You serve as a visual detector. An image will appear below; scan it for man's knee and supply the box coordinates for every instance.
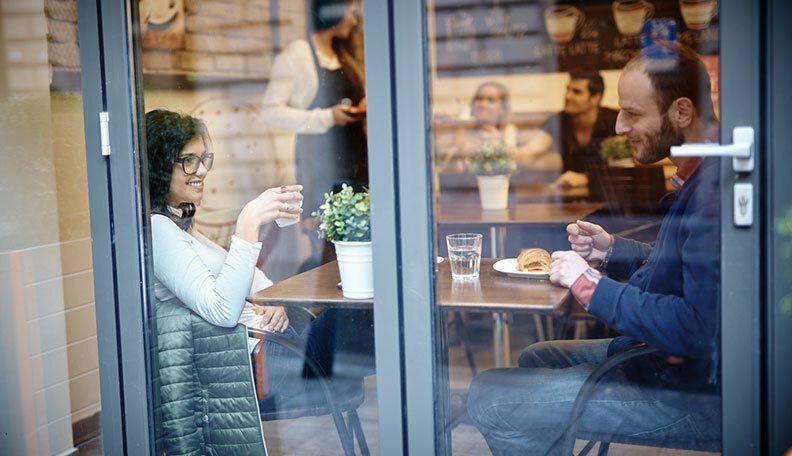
[518,340,558,367]
[467,369,509,431]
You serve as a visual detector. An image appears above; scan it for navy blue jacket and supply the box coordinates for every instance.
[588,158,720,398]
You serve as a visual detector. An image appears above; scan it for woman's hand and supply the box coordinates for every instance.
[235,185,304,243]
[254,305,289,333]
[332,104,359,126]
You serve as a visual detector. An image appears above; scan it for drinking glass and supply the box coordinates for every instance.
[446,233,483,279]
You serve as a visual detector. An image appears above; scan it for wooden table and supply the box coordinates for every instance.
[248,259,570,367]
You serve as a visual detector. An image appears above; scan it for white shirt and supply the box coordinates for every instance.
[151,214,273,351]
[260,39,339,134]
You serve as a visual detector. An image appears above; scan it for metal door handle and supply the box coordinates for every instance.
[670,126,754,172]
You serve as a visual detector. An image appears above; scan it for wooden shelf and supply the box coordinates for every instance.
[50,68,268,92]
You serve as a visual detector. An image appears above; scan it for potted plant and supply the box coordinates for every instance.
[599,135,635,167]
[468,143,517,210]
[313,184,373,299]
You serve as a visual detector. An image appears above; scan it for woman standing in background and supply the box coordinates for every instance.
[262,0,367,270]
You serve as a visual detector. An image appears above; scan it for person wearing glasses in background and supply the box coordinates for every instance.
[261,0,367,271]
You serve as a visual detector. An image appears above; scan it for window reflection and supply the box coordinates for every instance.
[429,1,721,454]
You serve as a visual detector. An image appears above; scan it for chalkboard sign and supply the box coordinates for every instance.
[434,0,719,77]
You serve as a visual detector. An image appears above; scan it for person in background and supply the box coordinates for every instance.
[542,71,619,188]
[147,109,374,418]
[438,81,556,174]
[261,0,366,270]
[467,45,721,454]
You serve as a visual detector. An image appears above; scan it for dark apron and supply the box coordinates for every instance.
[294,39,368,216]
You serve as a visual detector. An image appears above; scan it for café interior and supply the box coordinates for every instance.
[6,0,789,455]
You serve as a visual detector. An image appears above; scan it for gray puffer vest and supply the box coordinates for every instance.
[154,300,266,455]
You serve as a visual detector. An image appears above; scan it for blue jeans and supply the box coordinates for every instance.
[467,339,720,455]
[257,308,375,411]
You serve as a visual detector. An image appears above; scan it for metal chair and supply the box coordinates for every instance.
[249,314,369,456]
[559,346,721,455]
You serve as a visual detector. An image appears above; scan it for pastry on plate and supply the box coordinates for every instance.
[516,248,551,273]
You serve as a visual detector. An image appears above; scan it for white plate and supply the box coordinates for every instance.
[493,258,550,279]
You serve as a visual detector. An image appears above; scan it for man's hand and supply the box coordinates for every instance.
[566,220,613,261]
[549,251,589,289]
[554,170,589,188]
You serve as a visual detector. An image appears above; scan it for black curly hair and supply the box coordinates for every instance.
[145,109,210,214]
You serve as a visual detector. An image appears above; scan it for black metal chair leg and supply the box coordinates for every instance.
[455,314,478,375]
[331,409,357,456]
[597,441,610,456]
[348,410,370,456]
[576,439,597,456]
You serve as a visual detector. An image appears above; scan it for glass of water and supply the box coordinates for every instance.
[446,233,483,279]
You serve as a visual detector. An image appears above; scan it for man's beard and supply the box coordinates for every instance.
[635,114,685,164]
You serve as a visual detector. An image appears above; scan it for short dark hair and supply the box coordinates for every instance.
[569,71,605,98]
[624,44,716,122]
[311,0,354,31]
[144,109,209,212]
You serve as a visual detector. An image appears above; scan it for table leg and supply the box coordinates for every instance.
[493,312,512,367]
[533,314,546,342]
[493,312,504,368]
[545,315,555,340]
[489,226,499,258]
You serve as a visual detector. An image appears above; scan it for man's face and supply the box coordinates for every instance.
[563,79,599,115]
[615,68,685,164]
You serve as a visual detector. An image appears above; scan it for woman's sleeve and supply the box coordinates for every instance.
[260,47,335,134]
[152,216,262,327]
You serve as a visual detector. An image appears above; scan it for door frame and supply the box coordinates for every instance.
[78,0,154,453]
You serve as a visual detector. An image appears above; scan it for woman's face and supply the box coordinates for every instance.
[471,85,506,126]
[166,136,209,208]
[333,2,359,39]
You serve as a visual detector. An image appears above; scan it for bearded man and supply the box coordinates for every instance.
[467,45,722,455]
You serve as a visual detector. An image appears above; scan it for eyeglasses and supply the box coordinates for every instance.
[174,153,214,175]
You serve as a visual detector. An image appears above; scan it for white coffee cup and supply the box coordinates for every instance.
[679,0,717,30]
[275,198,302,228]
[544,5,584,43]
[612,0,654,36]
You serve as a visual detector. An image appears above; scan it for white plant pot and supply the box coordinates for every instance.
[333,240,374,299]
[476,175,510,210]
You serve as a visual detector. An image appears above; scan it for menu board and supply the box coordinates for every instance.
[434,0,719,76]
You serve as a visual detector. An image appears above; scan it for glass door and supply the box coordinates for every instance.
[380,0,765,454]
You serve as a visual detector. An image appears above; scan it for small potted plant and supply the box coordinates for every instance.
[313,184,373,299]
[468,143,517,210]
[599,135,635,167]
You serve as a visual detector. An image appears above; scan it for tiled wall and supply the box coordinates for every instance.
[0,239,96,455]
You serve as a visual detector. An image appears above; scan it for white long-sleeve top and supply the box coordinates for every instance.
[152,214,272,350]
[260,39,340,134]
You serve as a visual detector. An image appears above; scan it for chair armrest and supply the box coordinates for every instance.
[560,345,662,455]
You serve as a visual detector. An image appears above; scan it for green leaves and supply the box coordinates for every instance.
[599,135,635,162]
[312,184,371,242]
[467,143,517,176]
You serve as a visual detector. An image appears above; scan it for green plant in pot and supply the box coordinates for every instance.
[599,135,635,167]
[467,143,517,210]
[313,184,373,299]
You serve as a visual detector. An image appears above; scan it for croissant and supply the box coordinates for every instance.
[516,248,551,272]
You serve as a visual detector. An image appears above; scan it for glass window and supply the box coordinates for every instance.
[426,0,722,453]
[134,1,378,454]
[0,0,101,453]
